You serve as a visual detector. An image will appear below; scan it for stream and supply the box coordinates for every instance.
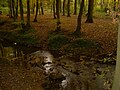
[0,40,116,90]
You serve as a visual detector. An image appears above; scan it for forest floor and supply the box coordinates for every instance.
[0,13,118,90]
[0,13,118,53]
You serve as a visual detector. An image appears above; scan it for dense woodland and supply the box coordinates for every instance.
[0,0,120,90]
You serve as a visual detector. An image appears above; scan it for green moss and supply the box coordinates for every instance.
[71,38,100,49]
[63,38,101,55]
[48,35,69,50]
[0,30,38,45]
[0,19,6,25]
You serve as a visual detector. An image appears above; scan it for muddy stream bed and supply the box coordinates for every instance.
[0,40,116,90]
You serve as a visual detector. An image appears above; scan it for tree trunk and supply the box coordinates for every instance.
[63,0,66,16]
[34,0,39,22]
[113,0,116,11]
[26,0,31,28]
[74,0,84,36]
[40,1,44,15]
[55,0,61,32]
[19,0,24,22]
[32,0,35,14]
[100,0,103,10]
[9,0,13,18]
[112,17,120,90]
[11,0,16,21]
[15,0,18,18]
[67,0,70,17]
[0,43,4,57]
[85,0,94,23]
[53,0,56,19]
[73,0,77,15]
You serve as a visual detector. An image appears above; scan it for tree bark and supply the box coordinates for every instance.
[40,1,44,15]
[112,17,120,90]
[113,0,116,11]
[26,0,31,28]
[73,0,77,15]
[74,0,84,36]
[9,0,13,18]
[85,0,94,23]
[53,0,56,19]
[15,0,18,18]
[55,0,61,32]
[63,0,66,16]
[19,0,24,22]
[11,0,16,21]
[34,0,39,22]
[67,0,70,17]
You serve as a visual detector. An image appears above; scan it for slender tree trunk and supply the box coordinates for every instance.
[26,0,31,28]
[85,0,94,23]
[40,1,44,15]
[63,0,66,16]
[0,43,4,57]
[33,4,35,14]
[112,16,120,90]
[55,0,61,32]
[9,0,13,18]
[11,0,16,21]
[73,0,77,15]
[53,0,56,19]
[32,0,35,14]
[15,0,18,18]
[59,0,62,13]
[67,0,70,17]
[74,0,84,36]
[34,0,39,22]
[19,0,24,22]
[113,0,116,11]
[101,0,103,10]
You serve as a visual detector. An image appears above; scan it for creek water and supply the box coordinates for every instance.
[0,40,71,90]
[0,40,115,90]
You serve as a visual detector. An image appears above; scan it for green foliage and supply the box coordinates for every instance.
[0,7,9,14]
[11,21,26,31]
[48,35,69,50]
[0,30,38,45]
[63,38,101,56]
[70,38,100,49]
[0,19,6,25]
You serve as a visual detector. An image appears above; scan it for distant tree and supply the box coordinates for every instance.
[11,0,16,21]
[85,0,94,23]
[8,0,13,18]
[59,0,62,13]
[100,0,104,10]
[55,0,61,32]
[73,0,77,15]
[67,0,70,17]
[40,0,44,15]
[15,0,18,18]
[32,0,35,14]
[113,0,116,11]
[112,17,120,90]
[53,0,56,19]
[19,0,24,22]
[26,0,31,28]
[74,0,84,36]
[34,0,38,22]
[63,0,66,16]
